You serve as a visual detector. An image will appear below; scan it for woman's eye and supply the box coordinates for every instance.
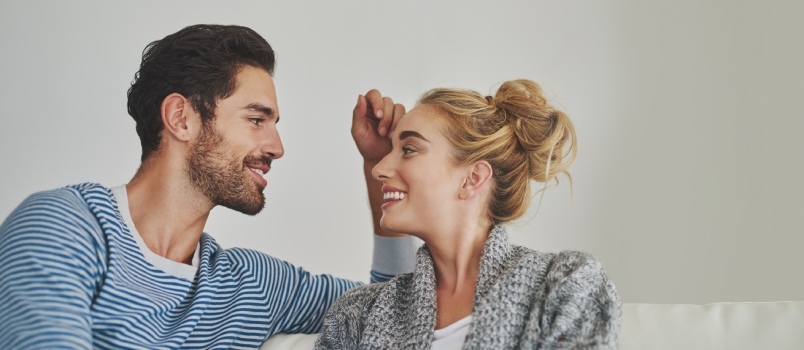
[402,147,415,155]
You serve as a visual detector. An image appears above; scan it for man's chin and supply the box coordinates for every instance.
[219,193,266,216]
[226,203,265,216]
[238,206,264,216]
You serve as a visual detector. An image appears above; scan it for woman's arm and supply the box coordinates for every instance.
[535,251,622,350]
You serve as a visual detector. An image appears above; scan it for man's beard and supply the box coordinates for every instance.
[186,125,268,216]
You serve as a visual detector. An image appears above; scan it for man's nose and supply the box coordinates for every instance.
[261,127,284,159]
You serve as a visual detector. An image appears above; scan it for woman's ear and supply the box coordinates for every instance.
[459,160,493,200]
[161,93,193,142]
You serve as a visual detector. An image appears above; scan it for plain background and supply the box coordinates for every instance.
[1,1,802,304]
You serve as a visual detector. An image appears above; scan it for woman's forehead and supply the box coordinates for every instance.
[397,105,441,130]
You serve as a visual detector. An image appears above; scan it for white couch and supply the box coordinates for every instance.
[260,301,804,350]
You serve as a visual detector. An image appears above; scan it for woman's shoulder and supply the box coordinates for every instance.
[510,246,607,276]
[516,247,620,317]
[503,247,621,345]
[549,250,606,276]
[505,247,617,302]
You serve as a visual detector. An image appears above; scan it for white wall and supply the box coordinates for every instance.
[1,1,802,304]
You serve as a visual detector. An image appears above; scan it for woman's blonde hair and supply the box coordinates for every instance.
[418,79,577,223]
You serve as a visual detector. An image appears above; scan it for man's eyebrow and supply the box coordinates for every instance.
[244,103,279,123]
[399,131,429,142]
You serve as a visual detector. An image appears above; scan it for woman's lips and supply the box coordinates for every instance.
[383,191,407,202]
[381,186,407,208]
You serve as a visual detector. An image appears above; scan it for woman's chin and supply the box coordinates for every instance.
[379,218,408,235]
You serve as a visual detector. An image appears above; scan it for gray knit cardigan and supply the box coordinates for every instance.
[315,226,621,349]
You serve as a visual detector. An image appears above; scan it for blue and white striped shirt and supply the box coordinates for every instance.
[0,183,408,349]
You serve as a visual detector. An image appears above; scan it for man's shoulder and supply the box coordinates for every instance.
[23,181,109,205]
[8,183,107,219]
[1,182,109,244]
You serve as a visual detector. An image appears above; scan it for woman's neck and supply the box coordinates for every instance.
[422,223,491,329]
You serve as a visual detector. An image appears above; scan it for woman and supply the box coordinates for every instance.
[316,80,621,349]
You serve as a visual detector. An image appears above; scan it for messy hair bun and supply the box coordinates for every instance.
[418,79,577,223]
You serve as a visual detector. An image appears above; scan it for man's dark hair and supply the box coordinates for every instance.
[127,24,276,161]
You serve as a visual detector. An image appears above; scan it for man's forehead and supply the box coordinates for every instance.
[230,66,279,109]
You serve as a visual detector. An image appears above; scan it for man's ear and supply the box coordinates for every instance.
[161,93,193,142]
[459,160,493,200]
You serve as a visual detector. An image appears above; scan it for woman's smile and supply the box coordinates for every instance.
[381,186,407,209]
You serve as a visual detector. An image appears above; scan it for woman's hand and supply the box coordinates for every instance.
[352,89,406,165]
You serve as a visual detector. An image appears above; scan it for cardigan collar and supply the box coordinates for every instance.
[401,225,513,348]
[473,225,514,301]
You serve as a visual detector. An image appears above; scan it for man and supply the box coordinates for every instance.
[0,24,414,349]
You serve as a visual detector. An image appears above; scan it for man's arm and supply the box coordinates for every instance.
[370,232,417,283]
[0,189,102,349]
[226,248,361,335]
[260,90,417,336]
[353,90,418,283]
[352,90,408,238]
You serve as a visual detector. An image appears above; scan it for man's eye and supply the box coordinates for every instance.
[249,118,263,126]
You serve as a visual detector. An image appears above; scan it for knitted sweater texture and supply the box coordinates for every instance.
[315,225,621,349]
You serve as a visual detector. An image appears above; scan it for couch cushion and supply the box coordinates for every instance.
[620,301,804,350]
[261,333,317,350]
[262,301,804,350]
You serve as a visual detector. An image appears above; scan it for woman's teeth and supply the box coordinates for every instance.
[383,191,406,200]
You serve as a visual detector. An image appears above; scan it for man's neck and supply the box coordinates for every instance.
[125,160,212,265]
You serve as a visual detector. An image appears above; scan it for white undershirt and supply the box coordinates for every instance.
[431,315,472,350]
[111,185,200,281]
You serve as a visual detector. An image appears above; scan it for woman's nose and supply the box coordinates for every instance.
[372,153,394,181]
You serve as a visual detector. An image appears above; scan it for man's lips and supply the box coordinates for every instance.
[246,163,270,175]
[246,164,269,187]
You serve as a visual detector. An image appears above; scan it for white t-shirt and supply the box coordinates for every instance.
[431,316,472,350]
[111,185,200,280]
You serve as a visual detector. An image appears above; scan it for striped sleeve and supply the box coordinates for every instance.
[0,189,104,349]
[226,248,361,335]
[370,233,417,284]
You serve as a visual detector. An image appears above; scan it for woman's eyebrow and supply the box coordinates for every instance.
[399,130,430,143]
